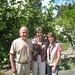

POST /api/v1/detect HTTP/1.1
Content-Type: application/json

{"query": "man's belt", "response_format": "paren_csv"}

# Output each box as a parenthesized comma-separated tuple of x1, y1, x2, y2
(16, 61, 29, 64)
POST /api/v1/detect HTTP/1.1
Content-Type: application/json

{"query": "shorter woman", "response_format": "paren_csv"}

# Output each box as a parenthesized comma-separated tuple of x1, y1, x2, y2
(46, 32, 62, 75)
(32, 27, 46, 75)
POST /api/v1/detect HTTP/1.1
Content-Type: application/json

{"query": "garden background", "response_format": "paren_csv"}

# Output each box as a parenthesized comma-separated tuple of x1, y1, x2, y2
(0, 0, 75, 74)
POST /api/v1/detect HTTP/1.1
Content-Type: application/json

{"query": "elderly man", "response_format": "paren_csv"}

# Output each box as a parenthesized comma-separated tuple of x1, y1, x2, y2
(9, 26, 33, 75)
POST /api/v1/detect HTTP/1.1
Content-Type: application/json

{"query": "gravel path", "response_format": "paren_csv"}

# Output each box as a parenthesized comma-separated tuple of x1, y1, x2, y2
(59, 68, 75, 75)
(1, 68, 75, 75)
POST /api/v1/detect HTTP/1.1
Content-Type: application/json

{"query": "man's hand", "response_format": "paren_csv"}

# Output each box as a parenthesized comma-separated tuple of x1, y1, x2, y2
(11, 66, 16, 73)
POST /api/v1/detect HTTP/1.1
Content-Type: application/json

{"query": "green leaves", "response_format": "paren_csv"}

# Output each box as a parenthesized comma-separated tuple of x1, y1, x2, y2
(0, 0, 56, 69)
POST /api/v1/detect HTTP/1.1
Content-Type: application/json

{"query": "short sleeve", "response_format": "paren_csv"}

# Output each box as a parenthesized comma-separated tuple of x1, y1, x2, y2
(57, 44, 62, 52)
(9, 41, 15, 54)
(32, 38, 37, 44)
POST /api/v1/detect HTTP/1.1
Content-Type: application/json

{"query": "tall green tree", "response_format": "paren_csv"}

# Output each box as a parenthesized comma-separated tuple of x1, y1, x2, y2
(55, 2, 75, 42)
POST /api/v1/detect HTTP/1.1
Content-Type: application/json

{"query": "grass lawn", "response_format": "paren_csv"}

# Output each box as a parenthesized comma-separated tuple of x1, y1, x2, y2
(0, 72, 2, 75)
(61, 42, 70, 51)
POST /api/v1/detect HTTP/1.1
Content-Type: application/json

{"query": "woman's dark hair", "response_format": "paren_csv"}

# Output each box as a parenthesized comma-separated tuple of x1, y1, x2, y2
(35, 27, 43, 33)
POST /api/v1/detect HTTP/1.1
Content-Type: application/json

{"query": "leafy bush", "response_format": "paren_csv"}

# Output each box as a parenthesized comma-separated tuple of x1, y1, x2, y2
(0, 45, 10, 69)
(59, 58, 75, 71)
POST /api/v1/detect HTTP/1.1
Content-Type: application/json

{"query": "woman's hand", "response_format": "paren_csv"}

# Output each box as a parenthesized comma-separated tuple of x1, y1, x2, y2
(52, 66, 56, 73)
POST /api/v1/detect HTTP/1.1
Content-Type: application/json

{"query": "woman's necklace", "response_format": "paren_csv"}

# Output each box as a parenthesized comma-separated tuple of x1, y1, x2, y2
(49, 44, 54, 59)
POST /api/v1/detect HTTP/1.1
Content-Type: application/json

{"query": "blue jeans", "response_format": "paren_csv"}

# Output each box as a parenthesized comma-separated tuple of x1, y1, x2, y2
(47, 64, 59, 75)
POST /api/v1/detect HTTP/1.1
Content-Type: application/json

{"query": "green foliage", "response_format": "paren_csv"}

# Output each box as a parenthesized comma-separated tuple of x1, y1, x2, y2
(59, 58, 75, 71)
(57, 3, 75, 30)
(0, 0, 74, 70)
(54, 2, 75, 44)
(0, 0, 55, 69)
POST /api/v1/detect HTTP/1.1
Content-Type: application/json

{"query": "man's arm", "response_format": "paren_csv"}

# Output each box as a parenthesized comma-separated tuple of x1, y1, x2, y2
(10, 54, 16, 73)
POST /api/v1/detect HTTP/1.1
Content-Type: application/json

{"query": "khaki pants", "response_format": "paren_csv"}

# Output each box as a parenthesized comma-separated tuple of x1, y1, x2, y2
(13, 62, 30, 75)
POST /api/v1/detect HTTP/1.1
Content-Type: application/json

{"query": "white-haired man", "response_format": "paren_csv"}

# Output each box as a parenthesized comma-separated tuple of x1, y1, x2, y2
(9, 26, 33, 75)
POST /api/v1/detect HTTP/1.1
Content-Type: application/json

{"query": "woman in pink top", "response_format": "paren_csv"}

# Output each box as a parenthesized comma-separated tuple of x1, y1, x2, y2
(46, 32, 62, 75)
